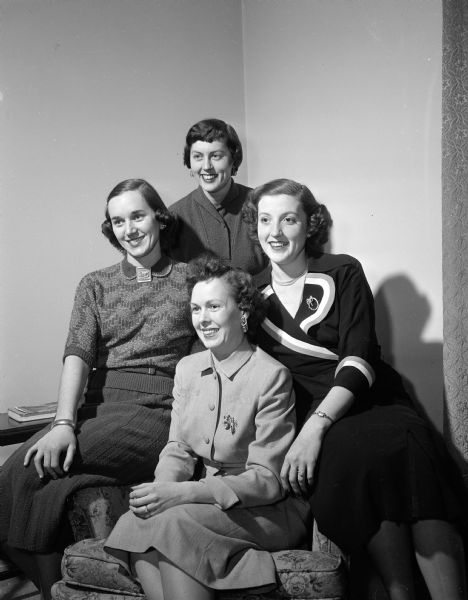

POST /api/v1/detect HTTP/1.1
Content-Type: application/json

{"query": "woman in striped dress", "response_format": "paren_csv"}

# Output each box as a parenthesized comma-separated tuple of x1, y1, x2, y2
(243, 178, 467, 600)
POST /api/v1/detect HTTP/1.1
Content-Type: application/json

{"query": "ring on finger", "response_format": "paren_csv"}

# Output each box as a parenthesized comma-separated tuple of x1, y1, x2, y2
(145, 505, 149, 513)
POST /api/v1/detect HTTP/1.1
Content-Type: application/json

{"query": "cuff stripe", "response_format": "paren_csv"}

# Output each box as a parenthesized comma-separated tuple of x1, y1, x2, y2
(335, 356, 375, 387)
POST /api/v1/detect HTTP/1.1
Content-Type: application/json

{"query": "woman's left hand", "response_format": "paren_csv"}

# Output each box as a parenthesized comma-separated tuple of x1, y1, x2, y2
(129, 481, 189, 519)
(280, 429, 323, 497)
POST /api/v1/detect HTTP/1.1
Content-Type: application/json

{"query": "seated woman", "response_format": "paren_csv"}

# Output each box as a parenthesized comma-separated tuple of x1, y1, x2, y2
(169, 117, 267, 274)
(243, 178, 467, 600)
(105, 257, 310, 600)
(0, 179, 196, 600)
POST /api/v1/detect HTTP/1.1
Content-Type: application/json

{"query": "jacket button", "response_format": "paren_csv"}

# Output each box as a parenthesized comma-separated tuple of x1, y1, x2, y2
(208, 403, 215, 411)
(204, 436, 210, 444)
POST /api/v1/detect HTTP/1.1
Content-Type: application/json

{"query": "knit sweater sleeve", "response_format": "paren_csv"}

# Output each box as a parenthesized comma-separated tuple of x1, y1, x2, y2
(63, 275, 99, 366)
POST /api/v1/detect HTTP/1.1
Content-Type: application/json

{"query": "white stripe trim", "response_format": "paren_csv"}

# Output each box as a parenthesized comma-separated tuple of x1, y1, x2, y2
(300, 274, 336, 330)
(262, 317, 339, 360)
(335, 357, 375, 387)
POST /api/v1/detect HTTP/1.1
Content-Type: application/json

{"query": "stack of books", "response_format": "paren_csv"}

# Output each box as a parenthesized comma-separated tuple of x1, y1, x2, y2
(8, 402, 57, 423)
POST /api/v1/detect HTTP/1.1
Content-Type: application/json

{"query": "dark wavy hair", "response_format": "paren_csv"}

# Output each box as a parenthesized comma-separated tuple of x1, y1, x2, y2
(183, 118, 243, 176)
(101, 179, 177, 253)
(242, 178, 332, 255)
(186, 254, 266, 342)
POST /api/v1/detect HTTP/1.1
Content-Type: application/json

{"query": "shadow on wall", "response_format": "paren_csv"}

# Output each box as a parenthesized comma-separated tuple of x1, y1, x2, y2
(374, 276, 468, 544)
(374, 274, 443, 426)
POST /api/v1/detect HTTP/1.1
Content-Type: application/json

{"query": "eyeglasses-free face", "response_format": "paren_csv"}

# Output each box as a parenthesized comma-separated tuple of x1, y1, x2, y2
(108, 190, 161, 266)
(257, 193, 309, 269)
(190, 277, 246, 361)
(190, 140, 234, 203)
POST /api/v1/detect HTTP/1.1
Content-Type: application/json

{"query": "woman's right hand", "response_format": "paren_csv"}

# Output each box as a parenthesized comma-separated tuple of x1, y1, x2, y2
(24, 426, 77, 479)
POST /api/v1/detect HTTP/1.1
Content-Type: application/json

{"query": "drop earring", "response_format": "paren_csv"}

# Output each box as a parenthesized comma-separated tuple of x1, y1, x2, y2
(240, 312, 248, 333)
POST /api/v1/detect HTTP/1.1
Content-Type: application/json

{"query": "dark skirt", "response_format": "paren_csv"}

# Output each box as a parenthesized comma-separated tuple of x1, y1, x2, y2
(310, 404, 467, 553)
(0, 372, 173, 553)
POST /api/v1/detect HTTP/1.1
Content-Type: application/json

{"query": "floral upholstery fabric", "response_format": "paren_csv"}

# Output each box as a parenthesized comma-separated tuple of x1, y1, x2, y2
(55, 538, 347, 600)
(67, 486, 131, 541)
(52, 486, 347, 600)
(52, 580, 144, 600)
(225, 550, 347, 599)
(61, 538, 142, 595)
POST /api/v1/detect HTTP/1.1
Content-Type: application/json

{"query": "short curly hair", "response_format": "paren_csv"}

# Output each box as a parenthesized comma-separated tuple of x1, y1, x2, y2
(101, 179, 178, 253)
(186, 254, 266, 342)
(242, 178, 332, 256)
(183, 118, 243, 176)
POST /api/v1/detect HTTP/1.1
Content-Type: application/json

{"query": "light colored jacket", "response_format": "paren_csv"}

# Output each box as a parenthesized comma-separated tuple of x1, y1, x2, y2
(155, 341, 296, 509)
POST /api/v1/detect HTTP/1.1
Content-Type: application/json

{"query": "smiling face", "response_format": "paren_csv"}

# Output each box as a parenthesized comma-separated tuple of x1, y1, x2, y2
(107, 190, 161, 267)
(190, 277, 246, 360)
(189, 139, 234, 203)
(257, 193, 309, 271)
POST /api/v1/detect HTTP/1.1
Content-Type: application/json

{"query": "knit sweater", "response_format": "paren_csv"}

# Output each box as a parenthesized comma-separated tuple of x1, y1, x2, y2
(169, 182, 267, 275)
(64, 255, 194, 376)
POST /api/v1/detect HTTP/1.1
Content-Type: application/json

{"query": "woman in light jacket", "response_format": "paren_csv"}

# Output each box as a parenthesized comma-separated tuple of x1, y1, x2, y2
(105, 256, 309, 600)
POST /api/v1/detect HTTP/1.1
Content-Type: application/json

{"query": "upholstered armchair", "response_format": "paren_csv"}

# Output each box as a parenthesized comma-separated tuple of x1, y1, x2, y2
(51, 485, 349, 600)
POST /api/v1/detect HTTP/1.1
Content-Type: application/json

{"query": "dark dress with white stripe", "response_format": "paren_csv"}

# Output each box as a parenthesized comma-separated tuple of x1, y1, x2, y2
(255, 253, 466, 553)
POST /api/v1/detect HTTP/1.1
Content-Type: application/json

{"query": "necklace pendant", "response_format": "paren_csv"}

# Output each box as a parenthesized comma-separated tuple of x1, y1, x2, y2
(136, 267, 152, 283)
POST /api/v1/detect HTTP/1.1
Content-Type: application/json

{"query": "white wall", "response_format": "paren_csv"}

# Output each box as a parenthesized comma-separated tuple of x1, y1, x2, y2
(242, 0, 443, 428)
(0, 0, 246, 462)
(0, 1, 444, 466)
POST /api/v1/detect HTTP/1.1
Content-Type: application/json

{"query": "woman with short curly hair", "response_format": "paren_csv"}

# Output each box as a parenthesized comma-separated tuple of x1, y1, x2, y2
(169, 118, 267, 274)
(185, 255, 267, 342)
(105, 255, 309, 600)
(243, 178, 332, 256)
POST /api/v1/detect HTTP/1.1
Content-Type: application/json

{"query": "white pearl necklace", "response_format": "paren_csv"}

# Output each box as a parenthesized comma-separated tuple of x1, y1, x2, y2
(271, 268, 307, 287)
(271, 268, 308, 287)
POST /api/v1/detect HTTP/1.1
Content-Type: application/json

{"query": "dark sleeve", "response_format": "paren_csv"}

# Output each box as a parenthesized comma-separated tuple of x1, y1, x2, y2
(333, 260, 379, 397)
(63, 275, 99, 366)
(169, 202, 209, 263)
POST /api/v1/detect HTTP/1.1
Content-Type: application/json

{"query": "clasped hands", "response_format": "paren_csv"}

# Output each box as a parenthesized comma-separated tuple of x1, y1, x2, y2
(129, 481, 190, 519)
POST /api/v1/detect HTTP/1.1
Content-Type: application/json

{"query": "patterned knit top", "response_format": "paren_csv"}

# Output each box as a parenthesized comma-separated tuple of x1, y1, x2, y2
(64, 255, 195, 376)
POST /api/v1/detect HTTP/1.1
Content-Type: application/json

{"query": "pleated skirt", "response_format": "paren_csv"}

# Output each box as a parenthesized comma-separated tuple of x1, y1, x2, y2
(310, 403, 467, 553)
(0, 373, 174, 553)
(105, 495, 310, 591)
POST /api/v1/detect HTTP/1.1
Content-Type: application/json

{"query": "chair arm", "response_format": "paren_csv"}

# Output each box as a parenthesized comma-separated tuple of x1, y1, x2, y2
(67, 486, 130, 541)
(312, 519, 350, 566)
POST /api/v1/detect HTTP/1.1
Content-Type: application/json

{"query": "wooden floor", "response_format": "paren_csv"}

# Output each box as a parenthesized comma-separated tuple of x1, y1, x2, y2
(0, 575, 40, 600)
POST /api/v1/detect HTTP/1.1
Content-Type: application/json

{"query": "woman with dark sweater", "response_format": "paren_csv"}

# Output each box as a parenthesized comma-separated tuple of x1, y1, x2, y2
(0, 179, 195, 600)
(169, 118, 267, 275)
